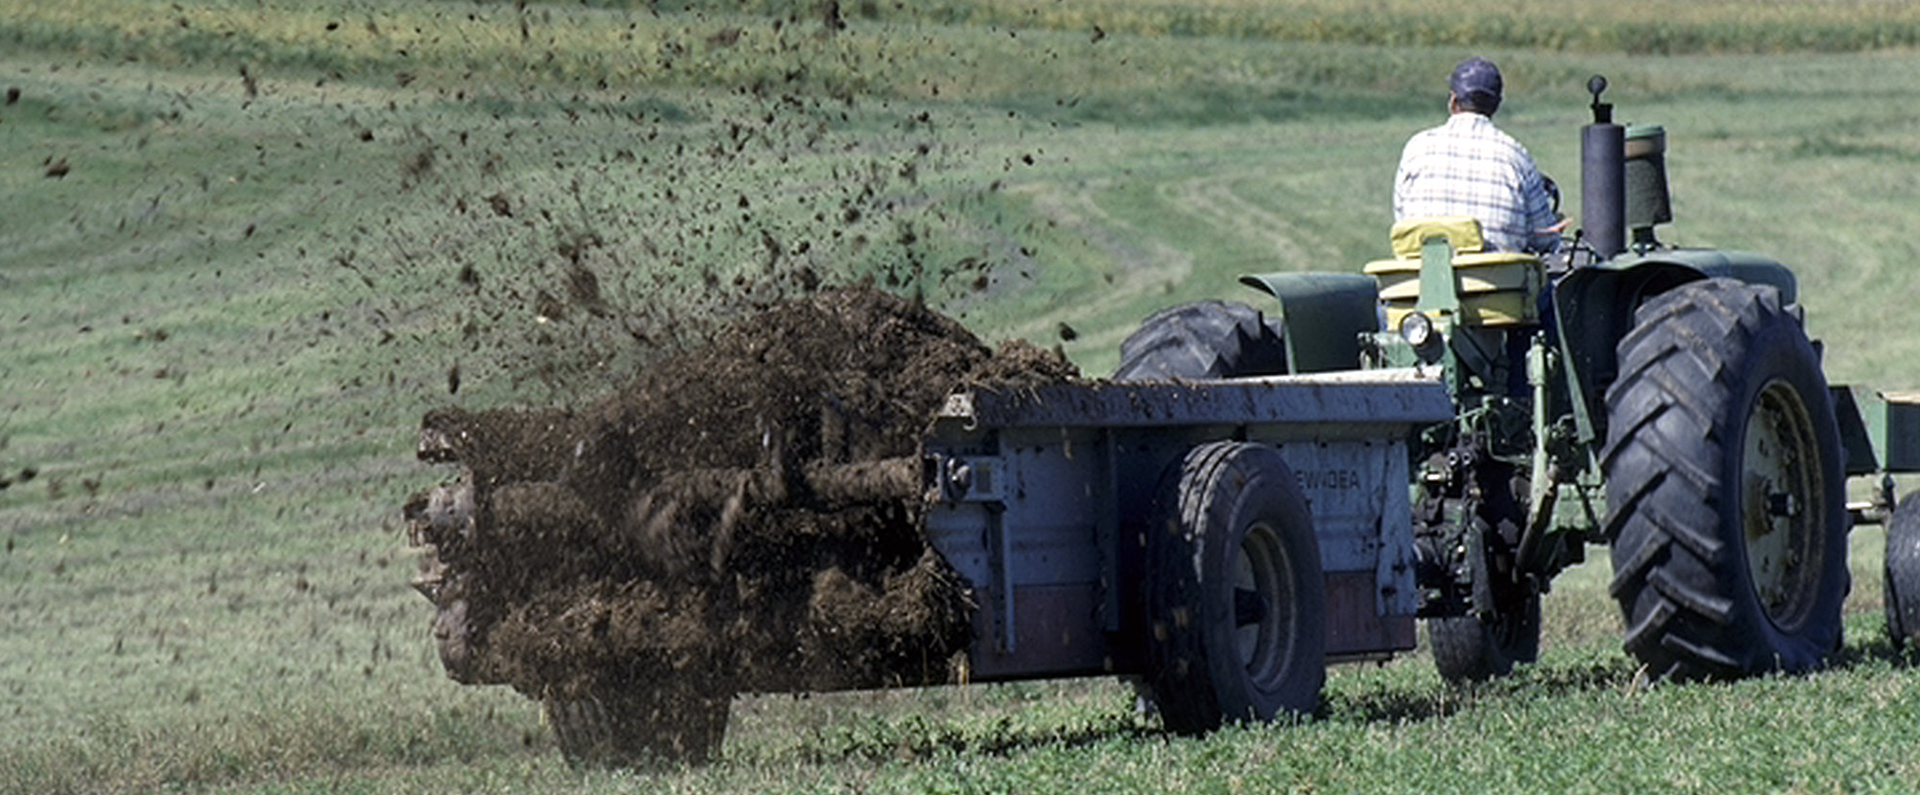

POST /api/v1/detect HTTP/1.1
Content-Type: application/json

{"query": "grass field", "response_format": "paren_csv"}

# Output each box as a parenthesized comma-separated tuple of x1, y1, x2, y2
(5, 0, 1920, 792)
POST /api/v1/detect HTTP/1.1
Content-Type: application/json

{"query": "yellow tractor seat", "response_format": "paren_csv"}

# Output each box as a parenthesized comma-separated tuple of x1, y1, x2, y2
(1363, 216, 1544, 328)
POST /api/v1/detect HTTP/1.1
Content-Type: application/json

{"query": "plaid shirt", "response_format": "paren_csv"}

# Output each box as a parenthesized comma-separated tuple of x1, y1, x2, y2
(1393, 113, 1560, 254)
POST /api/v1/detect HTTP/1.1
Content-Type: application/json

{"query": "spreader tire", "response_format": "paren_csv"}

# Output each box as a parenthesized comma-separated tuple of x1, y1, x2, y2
(1603, 278, 1848, 681)
(1146, 441, 1325, 734)
(1112, 301, 1288, 381)
(544, 685, 729, 768)
(1885, 493, 1920, 648)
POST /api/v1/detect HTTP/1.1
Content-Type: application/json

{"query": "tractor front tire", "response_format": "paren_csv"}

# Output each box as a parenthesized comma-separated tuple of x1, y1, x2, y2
(1603, 278, 1848, 681)
(1146, 442, 1325, 733)
(1430, 595, 1541, 684)
(1421, 493, 1541, 684)
(1885, 493, 1920, 648)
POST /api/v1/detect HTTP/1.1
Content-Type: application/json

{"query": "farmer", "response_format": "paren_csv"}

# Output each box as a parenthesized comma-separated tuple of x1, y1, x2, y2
(1393, 57, 1566, 254)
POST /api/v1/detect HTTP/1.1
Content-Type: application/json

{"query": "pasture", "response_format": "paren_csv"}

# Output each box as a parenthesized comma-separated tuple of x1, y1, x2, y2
(4, 0, 1920, 791)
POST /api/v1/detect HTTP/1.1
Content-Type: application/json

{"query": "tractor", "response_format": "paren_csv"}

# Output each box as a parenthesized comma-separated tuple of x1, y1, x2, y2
(1119, 75, 1920, 684)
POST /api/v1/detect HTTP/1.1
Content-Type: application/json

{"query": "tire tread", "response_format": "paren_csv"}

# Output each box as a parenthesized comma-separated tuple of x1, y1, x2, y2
(1603, 278, 1847, 682)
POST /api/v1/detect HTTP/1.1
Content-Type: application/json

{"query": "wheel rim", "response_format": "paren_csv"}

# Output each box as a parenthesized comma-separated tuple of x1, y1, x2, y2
(1233, 520, 1296, 687)
(1741, 378, 1826, 632)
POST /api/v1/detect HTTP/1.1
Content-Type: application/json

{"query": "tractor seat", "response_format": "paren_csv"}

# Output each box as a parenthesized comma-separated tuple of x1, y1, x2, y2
(1364, 216, 1544, 328)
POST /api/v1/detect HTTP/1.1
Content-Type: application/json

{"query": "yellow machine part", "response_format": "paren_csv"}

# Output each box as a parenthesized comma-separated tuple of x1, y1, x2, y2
(1365, 216, 1544, 328)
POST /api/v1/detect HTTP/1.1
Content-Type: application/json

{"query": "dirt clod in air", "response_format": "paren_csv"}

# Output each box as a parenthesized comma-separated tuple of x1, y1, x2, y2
(405, 286, 1077, 706)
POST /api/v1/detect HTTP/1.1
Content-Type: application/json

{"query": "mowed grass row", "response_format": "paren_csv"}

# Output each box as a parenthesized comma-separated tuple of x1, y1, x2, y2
(10, 0, 1920, 113)
(12, 0, 1920, 77)
(5, 0, 1920, 792)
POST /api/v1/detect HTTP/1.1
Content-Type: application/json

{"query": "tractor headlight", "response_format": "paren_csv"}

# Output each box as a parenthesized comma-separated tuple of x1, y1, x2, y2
(1399, 312, 1435, 348)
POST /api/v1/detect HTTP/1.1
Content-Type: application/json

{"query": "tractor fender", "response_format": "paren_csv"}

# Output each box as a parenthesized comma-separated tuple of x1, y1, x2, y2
(1552, 250, 1798, 445)
(1238, 272, 1379, 374)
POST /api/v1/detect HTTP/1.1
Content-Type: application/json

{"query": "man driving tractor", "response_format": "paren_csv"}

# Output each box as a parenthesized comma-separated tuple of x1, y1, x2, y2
(1393, 57, 1568, 254)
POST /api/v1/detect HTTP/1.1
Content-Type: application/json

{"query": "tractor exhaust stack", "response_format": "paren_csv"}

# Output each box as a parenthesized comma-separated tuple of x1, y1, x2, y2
(1581, 75, 1626, 259)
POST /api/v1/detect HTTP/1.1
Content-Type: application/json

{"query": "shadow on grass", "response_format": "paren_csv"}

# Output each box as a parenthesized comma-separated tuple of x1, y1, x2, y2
(1826, 628, 1920, 671)
(764, 650, 1650, 764)
(729, 620, 1920, 767)
(1320, 652, 1643, 727)
(1329, 618, 1920, 729)
(782, 710, 1155, 766)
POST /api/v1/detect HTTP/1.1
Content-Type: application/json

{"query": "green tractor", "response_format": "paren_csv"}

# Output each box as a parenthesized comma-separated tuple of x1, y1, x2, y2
(1116, 75, 1920, 683)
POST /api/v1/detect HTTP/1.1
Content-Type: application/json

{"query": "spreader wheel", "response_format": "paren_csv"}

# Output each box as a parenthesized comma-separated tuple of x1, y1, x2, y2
(1146, 441, 1326, 733)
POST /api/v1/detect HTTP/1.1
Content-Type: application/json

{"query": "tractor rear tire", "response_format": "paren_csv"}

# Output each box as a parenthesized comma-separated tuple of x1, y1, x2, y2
(1884, 493, 1920, 648)
(1146, 442, 1325, 734)
(1602, 278, 1848, 681)
(544, 685, 730, 768)
(1112, 301, 1288, 381)
(1430, 595, 1540, 684)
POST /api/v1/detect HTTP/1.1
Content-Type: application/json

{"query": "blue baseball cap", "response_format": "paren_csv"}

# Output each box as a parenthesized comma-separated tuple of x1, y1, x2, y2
(1449, 58, 1503, 113)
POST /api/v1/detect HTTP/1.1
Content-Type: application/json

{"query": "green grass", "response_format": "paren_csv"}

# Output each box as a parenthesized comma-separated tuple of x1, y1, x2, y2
(6, 1, 1920, 792)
